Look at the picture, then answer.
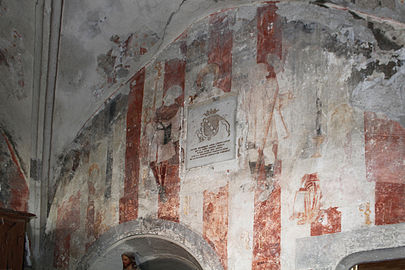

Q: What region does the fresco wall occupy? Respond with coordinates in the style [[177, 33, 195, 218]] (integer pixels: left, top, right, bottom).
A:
[[0, 0, 35, 157], [0, 0, 35, 214], [45, 1, 405, 269], [0, 129, 29, 211]]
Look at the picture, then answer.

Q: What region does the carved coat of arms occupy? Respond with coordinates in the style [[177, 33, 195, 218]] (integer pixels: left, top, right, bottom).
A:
[[196, 108, 230, 142]]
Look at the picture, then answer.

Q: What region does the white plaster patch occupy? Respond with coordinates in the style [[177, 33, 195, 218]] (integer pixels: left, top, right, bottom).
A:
[[227, 174, 254, 270], [112, 114, 126, 223], [180, 189, 203, 234]]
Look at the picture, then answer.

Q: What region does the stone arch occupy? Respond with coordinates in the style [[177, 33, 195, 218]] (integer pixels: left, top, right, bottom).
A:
[[335, 246, 405, 270], [77, 218, 224, 270]]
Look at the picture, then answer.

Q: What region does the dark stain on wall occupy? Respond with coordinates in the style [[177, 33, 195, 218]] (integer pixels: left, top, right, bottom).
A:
[[367, 22, 403, 51], [350, 59, 401, 86], [249, 161, 274, 179], [324, 30, 373, 59]]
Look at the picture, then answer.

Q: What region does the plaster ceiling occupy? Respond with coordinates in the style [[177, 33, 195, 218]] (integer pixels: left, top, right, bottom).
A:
[[52, 0, 405, 164]]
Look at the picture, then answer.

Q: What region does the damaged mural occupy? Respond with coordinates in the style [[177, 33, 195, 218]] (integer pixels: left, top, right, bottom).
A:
[[1, 0, 404, 269], [0, 128, 29, 211], [46, 1, 405, 269]]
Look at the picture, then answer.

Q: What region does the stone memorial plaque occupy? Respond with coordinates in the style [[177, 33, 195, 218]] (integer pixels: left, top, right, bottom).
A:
[[186, 95, 237, 169]]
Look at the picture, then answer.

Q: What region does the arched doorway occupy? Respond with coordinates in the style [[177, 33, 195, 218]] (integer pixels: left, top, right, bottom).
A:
[[88, 236, 202, 270], [77, 218, 223, 270], [336, 246, 405, 270]]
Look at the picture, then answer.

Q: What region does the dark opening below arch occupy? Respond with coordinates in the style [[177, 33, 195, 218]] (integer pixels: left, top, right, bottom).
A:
[[336, 246, 405, 270], [78, 218, 223, 270], [89, 236, 202, 270]]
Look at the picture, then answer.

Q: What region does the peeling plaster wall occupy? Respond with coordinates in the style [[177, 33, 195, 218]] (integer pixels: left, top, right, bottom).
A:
[[0, 129, 29, 211], [46, 1, 405, 270], [0, 0, 35, 191], [52, 0, 271, 179]]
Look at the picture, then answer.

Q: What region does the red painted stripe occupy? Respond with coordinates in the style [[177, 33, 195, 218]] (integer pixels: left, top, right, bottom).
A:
[[252, 4, 283, 269], [1, 131, 25, 179], [252, 183, 281, 270], [208, 12, 233, 93], [375, 182, 405, 225], [257, 2, 282, 79], [163, 58, 186, 101], [54, 234, 71, 268], [8, 171, 29, 212], [364, 112, 405, 225], [119, 67, 145, 223], [54, 192, 81, 268], [86, 182, 95, 246], [203, 184, 229, 270], [364, 112, 405, 184], [156, 162, 180, 222], [154, 59, 186, 222]]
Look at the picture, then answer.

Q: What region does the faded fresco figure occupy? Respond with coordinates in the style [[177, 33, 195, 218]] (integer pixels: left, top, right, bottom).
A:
[[121, 252, 141, 270]]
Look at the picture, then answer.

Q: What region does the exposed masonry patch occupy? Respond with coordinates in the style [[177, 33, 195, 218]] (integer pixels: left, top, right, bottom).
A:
[[322, 29, 373, 59], [278, 1, 404, 57], [350, 59, 401, 81], [367, 21, 403, 51], [350, 61, 405, 123], [278, 2, 405, 125]]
